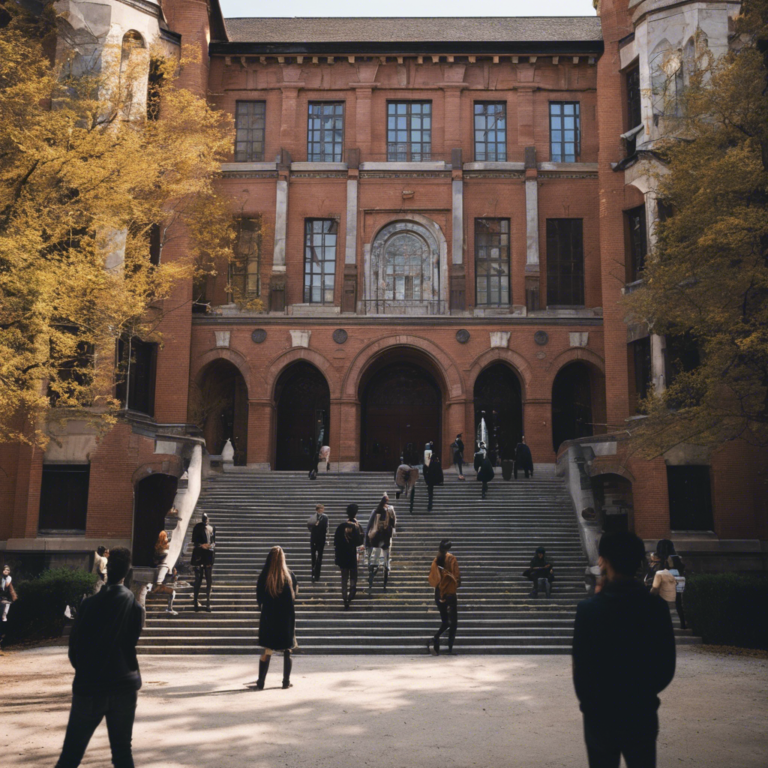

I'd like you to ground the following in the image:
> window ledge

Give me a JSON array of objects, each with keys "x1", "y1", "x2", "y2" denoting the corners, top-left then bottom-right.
[
  {"x1": 531, "y1": 307, "x2": 602, "y2": 318},
  {"x1": 287, "y1": 304, "x2": 341, "y2": 316},
  {"x1": 360, "y1": 161, "x2": 449, "y2": 172},
  {"x1": 463, "y1": 162, "x2": 525, "y2": 172},
  {"x1": 291, "y1": 162, "x2": 348, "y2": 172},
  {"x1": 539, "y1": 162, "x2": 599, "y2": 173},
  {"x1": 473, "y1": 306, "x2": 526, "y2": 317},
  {"x1": 220, "y1": 162, "x2": 277, "y2": 172}
]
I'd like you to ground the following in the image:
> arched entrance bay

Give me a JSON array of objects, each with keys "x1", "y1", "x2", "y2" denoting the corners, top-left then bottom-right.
[
  {"x1": 473, "y1": 363, "x2": 523, "y2": 462},
  {"x1": 275, "y1": 362, "x2": 330, "y2": 471},
  {"x1": 132, "y1": 473, "x2": 178, "y2": 567},
  {"x1": 360, "y1": 352, "x2": 443, "y2": 472},
  {"x1": 193, "y1": 359, "x2": 248, "y2": 465},
  {"x1": 552, "y1": 361, "x2": 606, "y2": 452}
]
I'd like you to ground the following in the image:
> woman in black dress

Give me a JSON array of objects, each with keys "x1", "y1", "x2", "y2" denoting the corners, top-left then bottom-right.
[{"x1": 254, "y1": 546, "x2": 298, "y2": 690}]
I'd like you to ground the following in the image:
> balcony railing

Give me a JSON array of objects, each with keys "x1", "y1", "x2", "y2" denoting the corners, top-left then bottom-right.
[{"x1": 360, "y1": 299, "x2": 447, "y2": 316}]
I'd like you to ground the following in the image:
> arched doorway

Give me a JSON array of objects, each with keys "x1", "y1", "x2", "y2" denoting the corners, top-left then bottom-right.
[
  {"x1": 192, "y1": 359, "x2": 248, "y2": 465},
  {"x1": 552, "y1": 362, "x2": 605, "y2": 452},
  {"x1": 132, "y1": 473, "x2": 178, "y2": 567},
  {"x1": 275, "y1": 362, "x2": 330, "y2": 470},
  {"x1": 360, "y1": 354, "x2": 442, "y2": 472},
  {"x1": 473, "y1": 363, "x2": 523, "y2": 462},
  {"x1": 591, "y1": 473, "x2": 634, "y2": 533}
]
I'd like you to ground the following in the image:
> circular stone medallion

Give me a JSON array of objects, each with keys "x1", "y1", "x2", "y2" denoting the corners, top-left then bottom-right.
[
  {"x1": 455, "y1": 329, "x2": 470, "y2": 344},
  {"x1": 534, "y1": 331, "x2": 549, "y2": 346},
  {"x1": 332, "y1": 329, "x2": 348, "y2": 345},
  {"x1": 251, "y1": 329, "x2": 267, "y2": 344}
]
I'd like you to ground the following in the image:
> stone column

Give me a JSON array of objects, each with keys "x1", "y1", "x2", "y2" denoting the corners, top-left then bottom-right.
[
  {"x1": 524, "y1": 147, "x2": 540, "y2": 269},
  {"x1": 450, "y1": 148, "x2": 466, "y2": 310},
  {"x1": 650, "y1": 333, "x2": 666, "y2": 394},
  {"x1": 270, "y1": 151, "x2": 290, "y2": 311},
  {"x1": 343, "y1": 152, "x2": 359, "y2": 313}
]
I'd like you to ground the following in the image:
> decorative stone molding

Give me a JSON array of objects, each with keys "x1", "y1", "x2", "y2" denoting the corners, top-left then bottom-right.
[
  {"x1": 214, "y1": 331, "x2": 231, "y2": 348},
  {"x1": 569, "y1": 332, "x2": 589, "y2": 348},
  {"x1": 251, "y1": 329, "x2": 267, "y2": 344},
  {"x1": 490, "y1": 331, "x2": 511, "y2": 349},
  {"x1": 534, "y1": 331, "x2": 549, "y2": 346},
  {"x1": 456, "y1": 329, "x2": 470, "y2": 344},
  {"x1": 289, "y1": 329, "x2": 312, "y2": 348}
]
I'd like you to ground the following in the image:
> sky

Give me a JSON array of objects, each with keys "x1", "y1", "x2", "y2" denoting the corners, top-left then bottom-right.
[{"x1": 219, "y1": 0, "x2": 597, "y2": 19}]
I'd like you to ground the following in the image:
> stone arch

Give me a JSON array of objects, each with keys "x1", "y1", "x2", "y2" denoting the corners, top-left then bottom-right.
[
  {"x1": 551, "y1": 356, "x2": 607, "y2": 452},
  {"x1": 265, "y1": 348, "x2": 338, "y2": 402},
  {"x1": 467, "y1": 348, "x2": 532, "y2": 400},
  {"x1": 194, "y1": 348, "x2": 251, "y2": 393},
  {"x1": 545, "y1": 347, "x2": 605, "y2": 388},
  {"x1": 365, "y1": 214, "x2": 449, "y2": 308},
  {"x1": 590, "y1": 463, "x2": 636, "y2": 484},
  {"x1": 342, "y1": 335, "x2": 464, "y2": 401}
]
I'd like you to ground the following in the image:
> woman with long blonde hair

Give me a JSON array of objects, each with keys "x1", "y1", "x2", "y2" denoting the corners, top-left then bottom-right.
[
  {"x1": 150, "y1": 530, "x2": 178, "y2": 616},
  {"x1": 253, "y1": 546, "x2": 298, "y2": 690}
]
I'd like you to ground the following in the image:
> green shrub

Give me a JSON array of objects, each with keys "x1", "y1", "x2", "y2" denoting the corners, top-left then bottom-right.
[
  {"x1": 685, "y1": 573, "x2": 768, "y2": 650},
  {"x1": 4, "y1": 568, "x2": 98, "y2": 646}
]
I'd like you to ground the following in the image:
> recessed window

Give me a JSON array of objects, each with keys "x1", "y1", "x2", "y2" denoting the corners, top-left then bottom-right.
[
  {"x1": 546, "y1": 219, "x2": 584, "y2": 306},
  {"x1": 304, "y1": 219, "x2": 337, "y2": 303},
  {"x1": 630, "y1": 336, "x2": 652, "y2": 409},
  {"x1": 235, "y1": 101, "x2": 266, "y2": 162},
  {"x1": 308, "y1": 102, "x2": 344, "y2": 162},
  {"x1": 230, "y1": 218, "x2": 261, "y2": 300},
  {"x1": 626, "y1": 205, "x2": 647, "y2": 283},
  {"x1": 116, "y1": 337, "x2": 157, "y2": 416},
  {"x1": 667, "y1": 465, "x2": 714, "y2": 531},
  {"x1": 474, "y1": 102, "x2": 507, "y2": 162},
  {"x1": 39, "y1": 464, "x2": 89, "y2": 533},
  {"x1": 475, "y1": 218, "x2": 510, "y2": 306},
  {"x1": 549, "y1": 102, "x2": 580, "y2": 163},
  {"x1": 387, "y1": 102, "x2": 432, "y2": 161}
]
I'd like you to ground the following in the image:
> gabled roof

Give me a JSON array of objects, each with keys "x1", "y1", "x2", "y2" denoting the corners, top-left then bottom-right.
[{"x1": 223, "y1": 16, "x2": 602, "y2": 44}]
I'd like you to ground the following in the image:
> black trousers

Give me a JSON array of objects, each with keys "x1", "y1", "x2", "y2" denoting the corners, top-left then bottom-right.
[
  {"x1": 55, "y1": 689, "x2": 138, "y2": 768},
  {"x1": 434, "y1": 594, "x2": 458, "y2": 648},
  {"x1": 514, "y1": 466, "x2": 531, "y2": 479},
  {"x1": 583, "y1": 712, "x2": 658, "y2": 768},
  {"x1": 311, "y1": 540, "x2": 325, "y2": 580},
  {"x1": 481, "y1": 480, "x2": 488, "y2": 498},
  {"x1": 427, "y1": 485, "x2": 434, "y2": 508},
  {"x1": 341, "y1": 565, "x2": 358, "y2": 604},
  {"x1": 193, "y1": 565, "x2": 212, "y2": 604},
  {"x1": 454, "y1": 460, "x2": 463, "y2": 476}
]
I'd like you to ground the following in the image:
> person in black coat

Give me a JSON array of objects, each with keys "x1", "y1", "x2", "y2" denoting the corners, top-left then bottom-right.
[
  {"x1": 450, "y1": 434, "x2": 465, "y2": 480},
  {"x1": 573, "y1": 532, "x2": 676, "y2": 768},
  {"x1": 254, "y1": 546, "x2": 298, "y2": 690},
  {"x1": 477, "y1": 457, "x2": 495, "y2": 499},
  {"x1": 191, "y1": 513, "x2": 216, "y2": 612},
  {"x1": 334, "y1": 504, "x2": 365, "y2": 609},
  {"x1": 514, "y1": 438, "x2": 534, "y2": 479},
  {"x1": 525, "y1": 546, "x2": 554, "y2": 598},
  {"x1": 423, "y1": 455, "x2": 444, "y2": 511},
  {"x1": 307, "y1": 504, "x2": 329, "y2": 582}
]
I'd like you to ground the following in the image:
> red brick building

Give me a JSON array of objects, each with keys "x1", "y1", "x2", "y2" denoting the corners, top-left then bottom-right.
[{"x1": 1, "y1": 2, "x2": 766, "y2": 574}]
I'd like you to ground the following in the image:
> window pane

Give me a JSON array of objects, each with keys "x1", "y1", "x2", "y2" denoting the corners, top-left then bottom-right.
[
  {"x1": 303, "y1": 219, "x2": 337, "y2": 303},
  {"x1": 474, "y1": 218, "x2": 511, "y2": 306},
  {"x1": 546, "y1": 219, "x2": 584, "y2": 306},
  {"x1": 550, "y1": 102, "x2": 580, "y2": 163}
]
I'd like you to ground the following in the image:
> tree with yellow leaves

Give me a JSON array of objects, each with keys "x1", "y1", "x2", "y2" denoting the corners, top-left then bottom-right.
[
  {"x1": 0, "y1": 3, "x2": 239, "y2": 446},
  {"x1": 625, "y1": 0, "x2": 768, "y2": 454}
]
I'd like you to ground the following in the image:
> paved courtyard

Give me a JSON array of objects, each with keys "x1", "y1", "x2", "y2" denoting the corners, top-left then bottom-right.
[{"x1": 1, "y1": 647, "x2": 766, "y2": 767}]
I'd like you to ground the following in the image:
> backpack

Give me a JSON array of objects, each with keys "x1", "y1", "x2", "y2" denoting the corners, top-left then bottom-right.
[
  {"x1": 307, "y1": 513, "x2": 318, "y2": 532},
  {"x1": 375, "y1": 508, "x2": 393, "y2": 532}
]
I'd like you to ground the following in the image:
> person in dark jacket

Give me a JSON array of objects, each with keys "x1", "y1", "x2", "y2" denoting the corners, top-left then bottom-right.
[
  {"x1": 427, "y1": 539, "x2": 461, "y2": 655},
  {"x1": 307, "y1": 504, "x2": 329, "y2": 582},
  {"x1": 477, "y1": 457, "x2": 495, "y2": 499},
  {"x1": 254, "y1": 546, "x2": 298, "y2": 690},
  {"x1": 191, "y1": 512, "x2": 216, "y2": 612},
  {"x1": 334, "y1": 504, "x2": 365, "y2": 609},
  {"x1": 423, "y1": 455, "x2": 444, "y2": 511},
  {"x1": 451, "y1": 434, "x2": 465, "y2": 480},
  {"x1": 54, "y1": 547, "x2": 145, "y2": 768},
  {"x1": 525, "y1": 546, "x2": 554, "y2": 598},
  {"x1": 573, "y1": 531, "x2": 676, "y2": 768},
  {"x1": 514, "y1": 437, "x2": 534, "y2": 479}
]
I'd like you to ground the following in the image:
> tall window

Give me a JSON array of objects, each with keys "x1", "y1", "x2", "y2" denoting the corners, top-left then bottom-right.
[
  {"x1": 39, "y1": 464, "x2": 90, "y2": 533},
  {"x1": 626, "y1": 205, "x2": 647, "y2": 282},
  {"x1": 667, "y1": 465, "x2": 714, "y2": 531},
  {"x1": 230, "y1": 218, "x2": 261, "y2": 301},
  {"x1": 474, "y1": 103, "x2": 507, "y2": 162},
  {"x1": 234, "y1": 101, "x2": 266, "y2": 162},
  {"x1": 387, "y1": 102, "x2": 432, "y2": 161},
  {"x1": 307, "y1": 102, "x2": 344, "y2": 162},
  {"x1": 475, "y1": 219, "x2": 510, "y2": 306},
  {"x1": 630, "y1": 336, "x2": 652, "y2": 408},
  {"x1": 549, "y1": 102, "x2": 580, "y2": 162},
  {"x1": 304, "y1": 219, "x2": 338, "y2": 303},
  {"x1": 116, "y1": 337, "x2": 157, "y2": 416},
  {"x1": 546, "y1": 219, "x2": 584, "y2": 306},
  {"x1": 625, "y1": 66, "x2": 641, "y2": 155}
]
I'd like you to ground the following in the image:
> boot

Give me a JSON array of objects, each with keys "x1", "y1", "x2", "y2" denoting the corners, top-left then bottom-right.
[
  {"x1": 368, "y1": 566, "x2": 378, "y2": 593},
  {"x1": 383, "y1": 568, "x2": 390, "y2": 591},
  {"x1": 255, "y1": 656, "x2": 271, "y2": 690},
  {"x1": 282, "y1": 650, "x2": 293, "y2": 689}
]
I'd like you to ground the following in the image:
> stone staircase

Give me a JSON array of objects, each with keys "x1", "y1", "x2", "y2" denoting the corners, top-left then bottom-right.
[{"x1": 139, "y1": 470, "x2": 698, "y2": 654}]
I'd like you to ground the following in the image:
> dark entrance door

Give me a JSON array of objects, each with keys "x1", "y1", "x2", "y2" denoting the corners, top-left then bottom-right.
[
  {"x1": 552, "y1": 362, "x2": 594, "y2": 451},
  {"x1": 361, "y1": 363, "x2": 441, "y2": 472},
  {"x1": 132, "y1": 473, "x2": 178, "y2": 568},
  {"x1": 473, "y1": 363, "x2": 523, "y2": 462},
  {"x1": 275, "y1": 363, "x2": 330, "y2": 471}
]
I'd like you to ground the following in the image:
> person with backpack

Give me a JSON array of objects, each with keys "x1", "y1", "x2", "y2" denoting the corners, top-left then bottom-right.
[
  {"x1": 334, "y1": 504, "x2": 365, "y2": 609},
  {"x1": 477, "y1": 456, "x2": 495, "y2": 499},
  {"x1": 423, "y1": 454, "x2": 444, "y2": 512},
  {"x1": 451, "y1": 434, "x2": 465, "y2": 480},
  {"x1": 394, "y1": 462, "x2": 418, "y2": 500},
  {"x1": 365, "y1": 494, "x2": 397, "y2": 592},
  {"x1": 654, "y1": 540, "x2": 687, "y2": 629},
  {"x1": 306, "y1": 504, "x2": 329, "y2": 582},
  {"x1": 253, "y1": 546, "x2": 298, "y2": 690},
  {"x1": 427, "y1": 539, "x2": 461, "y2": 655}
]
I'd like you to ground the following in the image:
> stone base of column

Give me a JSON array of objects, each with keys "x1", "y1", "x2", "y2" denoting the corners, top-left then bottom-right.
[
  {"x1": 342, "y1": 264, "x2": 357, "y2": 313},
  {"x1": 269, "y1": 274, "x2": 286, "y2": 312},
  {"x1": 450, "y1": 267, "x2": 466, "y2": 311}
]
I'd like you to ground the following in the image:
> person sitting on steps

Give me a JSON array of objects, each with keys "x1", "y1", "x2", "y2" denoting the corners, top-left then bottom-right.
[{"x1": 525, "y1": 546, "x2": 554, "y2": 598}]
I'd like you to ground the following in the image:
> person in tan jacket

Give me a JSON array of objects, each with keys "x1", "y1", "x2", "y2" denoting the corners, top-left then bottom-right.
[{"x1": 427, "y1": 540, "x2": 461, "y2": 655}]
